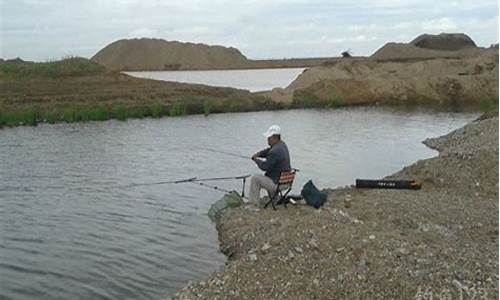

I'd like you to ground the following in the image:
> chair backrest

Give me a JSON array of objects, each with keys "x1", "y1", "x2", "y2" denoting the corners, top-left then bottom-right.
[{"x1": 279, "y1": 170, "x2": 296, "y2": 186}]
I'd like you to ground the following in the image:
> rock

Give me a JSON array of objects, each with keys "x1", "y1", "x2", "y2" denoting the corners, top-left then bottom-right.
[
  {"x1": 249, "y1": 254, "x2": 258, "y2": 261},
  {"x1": 369, "y1": 235, "x2": 376, "y2": 240},
  {"x1": 261, "y1": 242, "x2": 272, "y2": 251},
  {"x1": 309, "y1": 238, "x2": 319, "y2": 249},
  {"x1": 358, "y1": 259, "x2": 368, "y2": 268},
  {"x1": 294, "y1": 247, "x2": 304, "y2": 254},
  {"x1": 398, "y1": 248, "x2": 410, "y2": 255}
]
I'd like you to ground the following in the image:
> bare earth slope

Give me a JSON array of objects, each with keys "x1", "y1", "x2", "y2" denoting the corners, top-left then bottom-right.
[
  {"x1": 91, "y1": 38, "x2": 249, "y2": 71},
  {"x1": 170, "y1": 116, "x2": 498, "y2": 300},
  {"x1": 91, "y1": 38, "x2": 340, "y2": 71},
  {"x1": 269, "y1": 49, "x2": 498, "y2": 106}
]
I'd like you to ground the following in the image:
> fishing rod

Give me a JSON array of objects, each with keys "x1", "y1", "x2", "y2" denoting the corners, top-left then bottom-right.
[
  {"x1": 129, "y1": 174, "x2": 251, "y2": 197},
  {"x1": 196, "y1": 147, "x2": 250, "y2": 160},
  {"x1": 189, "y1": 181, "x2": 232, "y2": 195},
  {"x1": 128, "y1": 177, "x2": 197, "y2": 187}
]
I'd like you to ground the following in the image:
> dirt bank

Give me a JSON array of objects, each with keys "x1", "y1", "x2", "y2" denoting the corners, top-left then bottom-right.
[
  {"x1": 169, "y1": 116, "x2": 498, "y2": 299},
  {"x1": 92, "y1": 38, "x2": 340, "y2": 71},
  {"x1": 0, "y1": 58, "x2": 279, "y2": 126},
  {"x1": 268, "y1": 49, "x2": 498, "y2": 108}
]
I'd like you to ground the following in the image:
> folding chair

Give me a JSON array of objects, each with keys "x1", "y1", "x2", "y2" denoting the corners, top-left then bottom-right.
[{"x1": 264, "y1": 169, "x2": 298, "y2": 210}]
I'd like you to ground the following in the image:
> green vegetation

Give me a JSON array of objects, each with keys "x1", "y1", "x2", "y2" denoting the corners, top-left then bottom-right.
[
  {"x1": 203, "y1": 100, "x2": 212, "y2": 116},
  {"x1": 291, "y1": 90, "x2": 324, "y2": 108},
  {"x1": 149, "y1": 102, "x2": 164, "y2": 118},
  {"x1": 0, "y1": 57, "x2": 106, "y2": 79},
  {"x1": 0, "y1": 109, "x2": 38, "y2": 127},
  {"x1": 327, "y1": 91, "x2": 345, "y2": 108},
  {"x1": 112, "y1": 104, "x2": 128, "y2": 121},
  {"x1": 479, "y1": 98, "x2": 499, "y2": 113},
  {"x1": 291, "y1": 87, "x2": 346, "y2": 109},
  {"x1": 169, "y1": 102, "x2": 186, "y2": 117}
]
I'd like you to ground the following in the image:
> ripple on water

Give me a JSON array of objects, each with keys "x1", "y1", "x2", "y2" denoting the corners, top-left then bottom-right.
[{"x1": 0, "y1": 108, "x2": 478, "y2": 300}]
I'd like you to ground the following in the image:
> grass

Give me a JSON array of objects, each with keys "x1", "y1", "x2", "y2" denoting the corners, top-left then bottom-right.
[
  {"x1": 149, "y1": 102, "x2": 164, "y2": 118},
  {"x1": 203, "y1": 100, "x2": 211, "y2": 116},
  {"x1": 0, "y1": 108, "x2": 38, "y2": 126},
  {"x1": 479, "y1": 98, "x2": 499, "y2": 113},
  {"x1": 327, "y1": 91, "x2": 345, "y2": 108},
  {"x1": 112, "y1": 104, "x2": 128, "y2": 121},
  {"x1": 0, "y1": 57, "x2": 106, "y2": 79},
  {"x1": 169, "y1": 102, "x2": 186, "y2": 117}
]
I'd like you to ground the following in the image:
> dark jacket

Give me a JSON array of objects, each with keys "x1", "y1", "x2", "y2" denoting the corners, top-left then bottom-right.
[{"x1": 256, "y1": 141, "x2": 291, "y2": 184}]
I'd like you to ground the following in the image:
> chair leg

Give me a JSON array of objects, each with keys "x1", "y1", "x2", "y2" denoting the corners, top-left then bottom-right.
[{"x1": 264, "y1": 192, "x2": 278, "y2": 209}]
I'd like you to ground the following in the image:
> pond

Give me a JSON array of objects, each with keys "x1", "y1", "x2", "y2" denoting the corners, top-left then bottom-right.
[
  {"x1": 125, "y1": 68, "x2": 306, "y2": 92},
  {"x1": 0, "y1": 107, "x2": 477, "y2": 299}
]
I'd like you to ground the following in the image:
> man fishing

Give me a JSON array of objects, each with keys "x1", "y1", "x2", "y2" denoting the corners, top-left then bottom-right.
[{"x1": 250, "y1": 125, "x2": 291, "y2": 205}]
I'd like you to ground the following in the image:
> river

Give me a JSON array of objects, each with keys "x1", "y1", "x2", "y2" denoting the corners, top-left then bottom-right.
[
  {"x1": 124, "y1": 68, "x2": 306, "y2": 92},
  {"x1": 0, "y1": 107, "x2": 477, "y2": 299}
]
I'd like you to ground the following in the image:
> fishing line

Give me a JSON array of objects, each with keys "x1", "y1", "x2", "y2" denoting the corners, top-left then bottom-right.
[{"x1": 195, "y1": 147, "x2": 250, "y2": 160}]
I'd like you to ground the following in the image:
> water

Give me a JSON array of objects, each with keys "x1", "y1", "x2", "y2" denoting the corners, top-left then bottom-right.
[
  {"x1": 0, "y1": 107, "x2": 477, "y2": 300},
  {"x1": 124, "y1": 68, "x2": 306, "y2": 92}
]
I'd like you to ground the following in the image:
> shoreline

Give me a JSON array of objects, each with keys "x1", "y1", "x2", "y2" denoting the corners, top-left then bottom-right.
[
  {"x1": 1, "y1": 55, "x2": 497, "y2": 129},
  {"x1": 169, "y1": 115, "x2": 498, "y2": 299}
]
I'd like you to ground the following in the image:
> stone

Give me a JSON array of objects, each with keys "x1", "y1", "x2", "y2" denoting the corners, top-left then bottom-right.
[
  {"x1": 369, "y1": 234, "x2": 376, "y2": 240},
  {"x1": 249, "y1": 254, "x2": 258, "y2": 261},
  {"x1": 261, "y1": 242, "x2": 272, "y2": 251},
  {"x1": 294, "y1": 246, "x2": 304, "y2": 254}
]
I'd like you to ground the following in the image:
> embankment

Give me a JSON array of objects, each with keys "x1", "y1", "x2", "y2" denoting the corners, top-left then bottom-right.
[
  {"x1": 170, "y1": 116, "x2": 498, "y2": 299},
  {"x1": 266, "y1": 49, "x2": 499, "y2": 109},
  {"x1": 91, "y1": 38, "x2": 339, "y2": 71},
  {"x1": 0, "y1": 58, "x2": 280, "y2": 127}
]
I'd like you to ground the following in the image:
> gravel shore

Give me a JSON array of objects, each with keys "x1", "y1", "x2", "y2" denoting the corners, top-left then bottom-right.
[{"x1": 169, "y1": 116, "x2": 498, "y2": 300}]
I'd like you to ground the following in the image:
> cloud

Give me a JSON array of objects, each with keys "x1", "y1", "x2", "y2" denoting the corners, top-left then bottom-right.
[
  {"x1": 0, "y1": 0, "x2": 498, "y2": 60},
  {"x1": 422, "y1": 17, "x2": 458, "y2": 32},
  {"x1": 128, "y1": 28, "x2": 160, "y2": 38}
]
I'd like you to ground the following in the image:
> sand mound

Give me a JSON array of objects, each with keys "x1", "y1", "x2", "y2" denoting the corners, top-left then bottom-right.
[
  {"x1": 410, "y1": 33, "x2": 477, "y2": 50},
  {"x1": 370, "y1": 33, "x2": 484, "y2": 62},
  {"x1": 91, "y1": 38, "x2": 249, "y2": 71},
  {"x1": 281, "y1": 49, "x2": 499, "y2": 106},
  {"x1": 370, "y1": 43, "x2": 485, "y2": 61}
]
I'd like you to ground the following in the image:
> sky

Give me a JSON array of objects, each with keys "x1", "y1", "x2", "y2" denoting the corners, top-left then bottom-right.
[{"x1": 1, "y1": 0, "x2": 498, "y2": 61}]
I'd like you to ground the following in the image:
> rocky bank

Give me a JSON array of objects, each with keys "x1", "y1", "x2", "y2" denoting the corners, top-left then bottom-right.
[{"x1": 169, "y1": 116, "x2": 498, "y2": 299}]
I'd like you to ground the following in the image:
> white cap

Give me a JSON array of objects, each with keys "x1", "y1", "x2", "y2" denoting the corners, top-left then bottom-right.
[{"x1": 263, "y1": 125, "x2": 282, "y2": 138}]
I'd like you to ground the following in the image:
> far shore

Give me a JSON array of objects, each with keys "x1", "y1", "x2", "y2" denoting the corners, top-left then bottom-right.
[{"x1": 1, "y1": 53, "x2": 497, "y2": 129}]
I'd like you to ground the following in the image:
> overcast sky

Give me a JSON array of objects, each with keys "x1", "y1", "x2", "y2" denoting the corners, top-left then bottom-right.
[{"x1": 1, "y1": 0, "x2": 498, "y2": 61}]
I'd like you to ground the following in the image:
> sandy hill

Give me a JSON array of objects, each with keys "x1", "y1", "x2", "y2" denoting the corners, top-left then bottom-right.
[
  {"x1": 91, "y1": 38, "x2": 249, "y2": 71},
  {"x1": 410, "y1": 33, "x2": 477, "y2": 50},
  {"x1": 371, "y1": 33, "x2": 485, "y2": 61}
]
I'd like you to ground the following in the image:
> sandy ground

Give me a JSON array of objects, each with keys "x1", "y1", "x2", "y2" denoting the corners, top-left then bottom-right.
[
  {"x1": 169, "y1": 116, "x2": 498, "y2": 299},
  {"x1": 266, "y1": 49, "x2": 498, "y2": 107},
  {"x1": 0, "y1": 72, "x2": 274, "y2": 115}
]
